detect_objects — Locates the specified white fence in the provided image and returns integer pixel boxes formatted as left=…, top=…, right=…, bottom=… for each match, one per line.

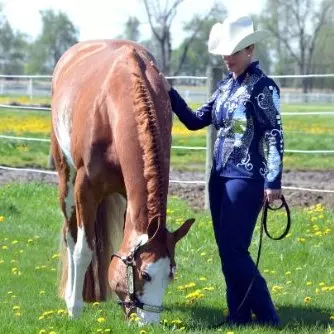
left=0, top=73, right=334, bottom=196
left=1, top=74, right=334, bottom=104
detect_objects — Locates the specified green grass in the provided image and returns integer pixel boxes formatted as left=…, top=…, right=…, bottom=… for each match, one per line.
left=1, top=183, right=334, bottom=333
left=1, top=104, right=334, bottom=171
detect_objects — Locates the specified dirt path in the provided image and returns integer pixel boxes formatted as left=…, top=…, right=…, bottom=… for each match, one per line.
left=1, top=168, right=334, bottom=210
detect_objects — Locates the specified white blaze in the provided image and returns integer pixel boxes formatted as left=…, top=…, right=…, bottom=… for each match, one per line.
left=137, top=257, right=171, bottom=324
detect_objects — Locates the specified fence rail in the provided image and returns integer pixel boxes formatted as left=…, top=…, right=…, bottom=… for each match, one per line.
left=1, top=72, right=334, bottom=201
left=1, top=73, right=334, bottom=103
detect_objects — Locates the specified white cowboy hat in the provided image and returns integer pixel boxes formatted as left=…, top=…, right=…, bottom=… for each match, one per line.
left=208, top=15, right=270, bottom=56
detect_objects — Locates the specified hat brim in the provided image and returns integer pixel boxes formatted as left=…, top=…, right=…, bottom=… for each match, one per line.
left=208, top=30, right=270, bottom=56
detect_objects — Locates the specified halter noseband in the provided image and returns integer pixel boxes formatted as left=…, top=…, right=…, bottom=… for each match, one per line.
left=111, top=245, right=164, bottom=314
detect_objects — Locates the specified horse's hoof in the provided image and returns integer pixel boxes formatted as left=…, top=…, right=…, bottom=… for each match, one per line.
left=68, top=304, right=83, bottom=319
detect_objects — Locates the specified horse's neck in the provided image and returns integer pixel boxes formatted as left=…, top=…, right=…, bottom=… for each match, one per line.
left=119, top=213, right=166, bottom=255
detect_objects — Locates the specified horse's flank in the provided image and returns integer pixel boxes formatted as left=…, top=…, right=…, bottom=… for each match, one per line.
left=52, top=40, right=173, bottom=303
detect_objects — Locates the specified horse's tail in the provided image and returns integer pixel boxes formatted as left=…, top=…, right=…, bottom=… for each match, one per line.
left=58, top=193, right=126, bottom=302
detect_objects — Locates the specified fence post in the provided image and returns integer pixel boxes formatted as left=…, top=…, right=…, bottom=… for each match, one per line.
left=28, top=78, right=33, bottom=100
left=204, top=66, right=223, bottom=210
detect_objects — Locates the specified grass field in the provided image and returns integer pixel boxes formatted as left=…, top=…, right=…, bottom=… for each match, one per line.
left=1, top=103, right=333, bottom=171
left=1, top=183, right=334, bottom=333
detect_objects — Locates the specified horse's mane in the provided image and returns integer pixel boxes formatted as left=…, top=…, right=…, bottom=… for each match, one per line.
left=129, top=49, right=166, bottom=222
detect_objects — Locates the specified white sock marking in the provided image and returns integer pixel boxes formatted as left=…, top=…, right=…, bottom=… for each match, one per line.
left=65, top=232, right=75, bottom=303
left=67, top=226, right=92, bottom=318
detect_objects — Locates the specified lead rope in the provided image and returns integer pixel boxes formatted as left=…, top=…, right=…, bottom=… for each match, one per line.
left=235, top=195, right=291, bottom=314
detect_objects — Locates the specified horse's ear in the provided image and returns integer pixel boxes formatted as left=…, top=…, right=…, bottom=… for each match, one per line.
left=172, top=218, right=195, bottom=244
left=147, top=215, right=161, bottom=241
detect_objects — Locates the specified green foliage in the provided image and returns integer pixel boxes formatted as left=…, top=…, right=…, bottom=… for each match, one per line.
left=25, top=9, right=79, bottom=74
left=123, top=16, right=141, bottom=42
left=0, top=22, right=28, bottom=74
left=0, top=183, right=334, bottom=333
left=170, top=3, right=227, bottom=76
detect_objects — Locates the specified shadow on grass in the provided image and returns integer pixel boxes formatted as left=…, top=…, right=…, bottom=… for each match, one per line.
left=168, top=304, right=333, bottom=331
left=278, top=304, right=332, bottom=328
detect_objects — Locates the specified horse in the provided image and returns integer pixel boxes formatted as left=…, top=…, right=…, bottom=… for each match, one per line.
left=50, top=39, right=195, bottom=324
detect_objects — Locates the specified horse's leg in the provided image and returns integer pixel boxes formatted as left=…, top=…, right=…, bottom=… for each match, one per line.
left=62, top=166, right=77, bottom=307
left=51, top=129, right=77, bottom=309
left=67, top=168, right=97, bottom=318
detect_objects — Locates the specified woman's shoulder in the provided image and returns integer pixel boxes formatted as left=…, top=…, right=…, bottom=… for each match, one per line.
left=254, top=71, right=280, bottom=92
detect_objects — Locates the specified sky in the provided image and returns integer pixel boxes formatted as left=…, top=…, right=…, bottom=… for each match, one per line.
left=2, top=0, right=265, bottom=47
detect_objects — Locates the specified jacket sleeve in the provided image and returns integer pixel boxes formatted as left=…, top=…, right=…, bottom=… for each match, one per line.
left=252, top=78, right=284, bottom=189
left=168, top=87, right=218, bottom=130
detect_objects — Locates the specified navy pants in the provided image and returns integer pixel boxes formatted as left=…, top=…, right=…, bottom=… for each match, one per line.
left=209, top=172, right=279, bottom=325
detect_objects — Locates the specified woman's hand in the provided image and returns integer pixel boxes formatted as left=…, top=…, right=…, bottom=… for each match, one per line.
left=264, top=188, right=282, bottom=204
left=150, top=61, right=172, bottom=92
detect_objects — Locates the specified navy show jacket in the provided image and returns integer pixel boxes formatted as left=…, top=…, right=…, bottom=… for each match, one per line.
left=168, top=61, right=284, bottom=189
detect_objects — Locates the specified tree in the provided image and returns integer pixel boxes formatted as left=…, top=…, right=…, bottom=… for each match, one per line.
left=261, top=0, right=334, bottom=92
left=0, top=21, right=28, bottom=74
left=26, top=9, right=79, bottom=74
left=124, top=16, right=141, bottom=41
left=170, top=3, right=227, bottom=76
left=141, top=0, right=184, bottom=74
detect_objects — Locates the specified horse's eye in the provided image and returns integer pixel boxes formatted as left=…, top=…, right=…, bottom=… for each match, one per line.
left=141, top=271, right=151, bottom=282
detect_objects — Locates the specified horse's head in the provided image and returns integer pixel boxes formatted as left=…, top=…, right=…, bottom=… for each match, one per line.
left=108, top=216, right=195, bottom=324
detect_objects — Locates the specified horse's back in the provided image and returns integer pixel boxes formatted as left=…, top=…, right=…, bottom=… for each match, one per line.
left=51, top=40, right=172, bottom=188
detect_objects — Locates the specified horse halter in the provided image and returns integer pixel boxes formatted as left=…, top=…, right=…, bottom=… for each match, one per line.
left=111, top=245, right=164, bottom=314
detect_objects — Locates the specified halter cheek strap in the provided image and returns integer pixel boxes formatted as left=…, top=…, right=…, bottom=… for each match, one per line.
left=111, top=250, right=164, bottom=314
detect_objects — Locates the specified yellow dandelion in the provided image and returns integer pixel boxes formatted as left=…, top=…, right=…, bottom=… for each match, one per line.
left=49, top=331, right=56, bottom=334
left=139, top=330, right=147, bottom=334
left=93, top=302, right=100, bottom=306
left=40, top=290, right=46, bottom=295
left=104, top=330, right=111, bottom=333
left=0, top=216, right=4, bottom=222
left=97, top=317, right=106, bottom=323
left=12, top=305, right=20, bottom=311
left=2, top=245, right=8, bottom=250
left=304, top=296, right=311, bottom=304
left=11, top=240, right=18, bottom=244
left=199, top=277, right=207, bottom=281
left=14, top=312, right=22, bottom=317
left=306, top=281, right=312, bottom=286
left=200, top=252, right=206, bottom=256
left=39, top=330, right=47, bottom=334
left=319, top=282, right=325, bottom=286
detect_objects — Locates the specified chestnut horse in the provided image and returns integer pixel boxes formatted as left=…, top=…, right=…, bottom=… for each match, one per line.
left=51, top=40, right=194, bottom=323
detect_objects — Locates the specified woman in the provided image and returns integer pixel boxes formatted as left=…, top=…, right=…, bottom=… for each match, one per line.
left=166, top=16, right=283, bottom=326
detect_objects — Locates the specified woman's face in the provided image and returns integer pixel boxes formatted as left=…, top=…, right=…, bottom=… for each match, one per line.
left=223, top=46, right=254, bottom=77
